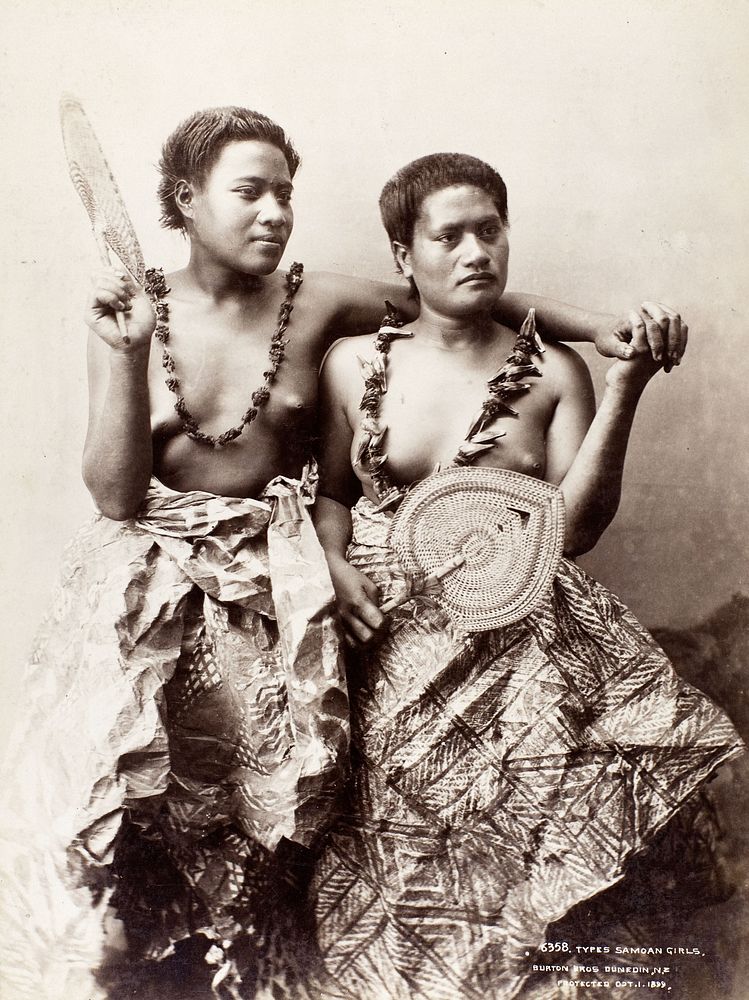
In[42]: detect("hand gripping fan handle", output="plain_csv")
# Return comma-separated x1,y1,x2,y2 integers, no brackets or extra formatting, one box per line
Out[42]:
379,552,465,615
94,229,130,346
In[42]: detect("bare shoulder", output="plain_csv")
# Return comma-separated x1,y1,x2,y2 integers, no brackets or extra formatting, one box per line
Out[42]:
536,340,594,400
286,271,359,340
321,332,379,377
319,333,379,412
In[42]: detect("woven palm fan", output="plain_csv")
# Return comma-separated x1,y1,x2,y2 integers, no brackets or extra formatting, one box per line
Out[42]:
60,94,146,342
383,466,565,631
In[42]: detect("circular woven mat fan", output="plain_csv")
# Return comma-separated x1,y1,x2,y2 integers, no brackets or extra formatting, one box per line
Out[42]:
389,466,565,631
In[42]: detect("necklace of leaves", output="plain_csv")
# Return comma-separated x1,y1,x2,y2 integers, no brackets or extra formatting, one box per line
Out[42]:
357,304,544,511
144,262,304,448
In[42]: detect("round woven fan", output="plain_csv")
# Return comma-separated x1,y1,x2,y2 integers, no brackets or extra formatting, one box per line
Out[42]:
388,466,565,631
59,94,146,287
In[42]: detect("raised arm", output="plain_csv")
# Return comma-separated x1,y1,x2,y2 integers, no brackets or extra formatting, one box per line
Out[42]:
313,340,386,645
545,347,664,557
314,272,687,365
82,270,155,520
496,296,687,368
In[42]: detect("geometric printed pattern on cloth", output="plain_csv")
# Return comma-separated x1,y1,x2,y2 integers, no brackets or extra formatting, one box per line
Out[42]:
312,497,743,1000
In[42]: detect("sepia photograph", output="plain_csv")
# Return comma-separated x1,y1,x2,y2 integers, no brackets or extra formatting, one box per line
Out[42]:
1,2,747,997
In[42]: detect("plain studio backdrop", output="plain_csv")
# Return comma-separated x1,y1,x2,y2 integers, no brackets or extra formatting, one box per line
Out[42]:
1,2,747,718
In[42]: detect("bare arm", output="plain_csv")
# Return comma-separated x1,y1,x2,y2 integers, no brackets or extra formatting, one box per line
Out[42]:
498,296,687,368
82,270,155,520
546,349,663,557
313,341,386,645
316,272,687,364
495,293,606,343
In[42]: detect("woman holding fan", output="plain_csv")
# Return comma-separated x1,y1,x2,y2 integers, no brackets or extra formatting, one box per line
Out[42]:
1,106,688,999
310,152,741,1000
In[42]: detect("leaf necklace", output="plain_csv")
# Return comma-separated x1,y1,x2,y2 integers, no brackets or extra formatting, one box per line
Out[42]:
144,262,304,448
357,305,544,510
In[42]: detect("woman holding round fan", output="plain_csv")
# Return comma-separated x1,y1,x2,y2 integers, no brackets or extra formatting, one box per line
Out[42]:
310,153,742,1000
0,104,694,1000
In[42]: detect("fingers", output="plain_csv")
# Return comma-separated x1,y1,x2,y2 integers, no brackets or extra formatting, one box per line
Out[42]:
342,596,386,646
337,571,387,647
90,268,134,313
85,267,154,351
92,286,132,314
640,309,666,365
641,301,688,369
627,309,649,356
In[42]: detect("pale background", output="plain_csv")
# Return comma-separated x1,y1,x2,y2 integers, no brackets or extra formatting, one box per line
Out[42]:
1,1,748,995
1,2,747,705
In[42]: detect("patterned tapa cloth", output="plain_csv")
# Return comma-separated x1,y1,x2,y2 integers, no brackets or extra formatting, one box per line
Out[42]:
0,476,348,1000
312,498,743,1000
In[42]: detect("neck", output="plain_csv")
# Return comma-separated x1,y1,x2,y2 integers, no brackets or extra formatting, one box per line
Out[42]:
414,305,495,351
185,245,267,301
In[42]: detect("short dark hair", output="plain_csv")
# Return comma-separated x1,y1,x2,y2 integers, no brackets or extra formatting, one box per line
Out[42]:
157,106,301,231
379,152,508,251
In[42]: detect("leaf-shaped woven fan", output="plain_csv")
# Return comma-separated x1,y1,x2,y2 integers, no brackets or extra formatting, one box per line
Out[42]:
60,94,145,285
386,466,565,631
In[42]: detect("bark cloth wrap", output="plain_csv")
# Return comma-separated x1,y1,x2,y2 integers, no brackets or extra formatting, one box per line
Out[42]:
312,496,743,1000
0,474,348,999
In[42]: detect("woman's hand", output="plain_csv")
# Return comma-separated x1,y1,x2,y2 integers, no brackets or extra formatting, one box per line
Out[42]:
604,351,665,396
605,303,688,394
85,268,155,352
327,554,387,647
595,302,688,371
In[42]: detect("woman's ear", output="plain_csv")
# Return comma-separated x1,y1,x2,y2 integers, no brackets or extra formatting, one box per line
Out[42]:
392,241,412,278
174,179,195,223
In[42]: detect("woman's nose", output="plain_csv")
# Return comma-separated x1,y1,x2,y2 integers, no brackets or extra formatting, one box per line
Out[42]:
256,193,286,226
461,234,490,266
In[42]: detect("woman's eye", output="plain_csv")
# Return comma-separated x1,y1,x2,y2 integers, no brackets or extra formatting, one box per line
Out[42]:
276,191,293,205
437,234,456,244
237,188,259,199
481,226,500,238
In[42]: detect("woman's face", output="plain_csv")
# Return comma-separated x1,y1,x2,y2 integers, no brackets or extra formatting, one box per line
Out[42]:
397,184,509,320
185,139,294,276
